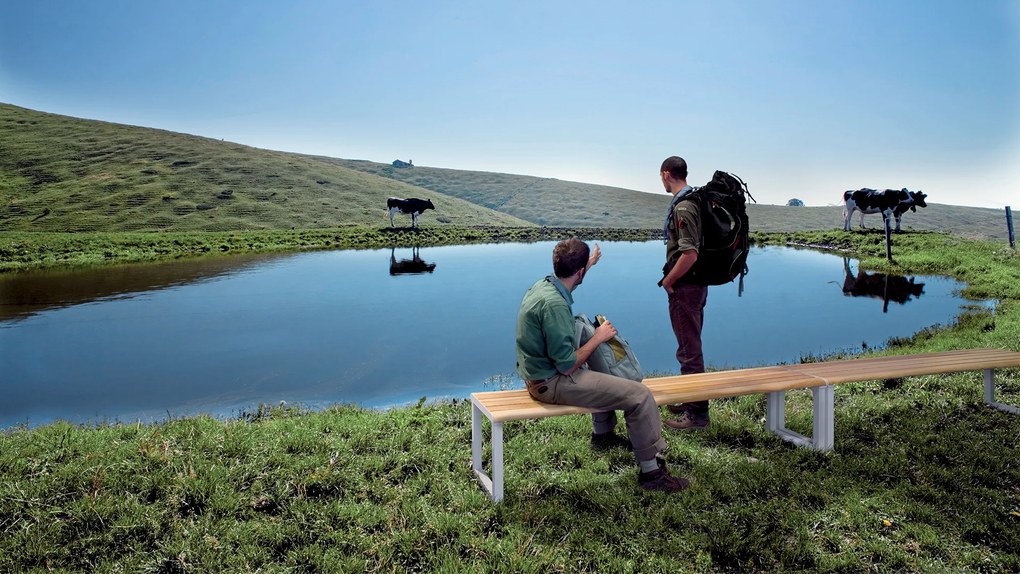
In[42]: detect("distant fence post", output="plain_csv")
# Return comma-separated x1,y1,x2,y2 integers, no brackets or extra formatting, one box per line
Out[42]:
884,215,893,261
1007,206,1015,249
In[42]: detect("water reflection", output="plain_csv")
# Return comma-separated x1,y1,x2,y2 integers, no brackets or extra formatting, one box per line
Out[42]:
389,246,436,276
839,257,925,313
0,252,286,323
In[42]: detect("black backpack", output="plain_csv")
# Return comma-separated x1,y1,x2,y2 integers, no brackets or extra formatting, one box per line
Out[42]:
677,171,755,287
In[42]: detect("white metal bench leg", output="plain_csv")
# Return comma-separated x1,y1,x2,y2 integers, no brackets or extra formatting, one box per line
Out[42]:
766,390,785,434
766,385,835,451
811,384,835,450
471,402,505,502
984,368,1019,414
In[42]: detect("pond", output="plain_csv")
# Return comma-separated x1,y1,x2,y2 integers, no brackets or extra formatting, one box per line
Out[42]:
0,242,991,428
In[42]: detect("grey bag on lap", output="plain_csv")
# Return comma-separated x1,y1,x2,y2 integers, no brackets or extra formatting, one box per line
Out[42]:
574,314,643,382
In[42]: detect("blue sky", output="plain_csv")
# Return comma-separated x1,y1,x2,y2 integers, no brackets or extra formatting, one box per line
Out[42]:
1,0,1017,208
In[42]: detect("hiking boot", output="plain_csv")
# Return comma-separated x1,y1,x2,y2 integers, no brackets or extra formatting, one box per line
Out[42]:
666,403,689,415
591,432,632,451
665,411,709,431
638,466,689,492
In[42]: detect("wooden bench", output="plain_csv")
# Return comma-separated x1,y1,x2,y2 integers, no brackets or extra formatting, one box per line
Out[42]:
470,348,1020,502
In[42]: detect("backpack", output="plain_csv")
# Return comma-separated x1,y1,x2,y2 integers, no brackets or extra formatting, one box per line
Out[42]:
574,314,643,382
673,170,755,287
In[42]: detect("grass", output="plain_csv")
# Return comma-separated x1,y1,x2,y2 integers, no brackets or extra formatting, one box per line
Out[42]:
2,102,1011,239
2,230,1018,572
317,157,670,229
0,103,530,232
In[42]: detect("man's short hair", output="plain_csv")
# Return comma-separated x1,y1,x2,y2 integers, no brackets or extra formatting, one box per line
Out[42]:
553,238,589,278
661,156,688,180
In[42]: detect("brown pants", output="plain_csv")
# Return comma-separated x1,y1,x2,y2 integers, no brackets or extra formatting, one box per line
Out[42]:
526,369,668,461
668,282,709,415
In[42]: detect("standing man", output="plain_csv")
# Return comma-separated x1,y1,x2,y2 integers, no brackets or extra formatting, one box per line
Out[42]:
659,156,710,430
516,237,688,492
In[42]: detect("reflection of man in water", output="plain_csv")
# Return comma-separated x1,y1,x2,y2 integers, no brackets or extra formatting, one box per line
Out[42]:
389,247,436,275
515,237,688,493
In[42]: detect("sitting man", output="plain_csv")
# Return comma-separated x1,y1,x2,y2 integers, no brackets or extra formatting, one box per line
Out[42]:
515,237,688,493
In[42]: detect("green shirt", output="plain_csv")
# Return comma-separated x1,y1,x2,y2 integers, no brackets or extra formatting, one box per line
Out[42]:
665,195,701,266
515,276,576,381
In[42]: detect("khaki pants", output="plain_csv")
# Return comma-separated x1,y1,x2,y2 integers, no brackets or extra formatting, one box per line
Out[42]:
526,369,667,461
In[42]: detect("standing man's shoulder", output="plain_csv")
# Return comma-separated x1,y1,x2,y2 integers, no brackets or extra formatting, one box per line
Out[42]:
679,187,702,207
674,193,701,222
675,196,700,211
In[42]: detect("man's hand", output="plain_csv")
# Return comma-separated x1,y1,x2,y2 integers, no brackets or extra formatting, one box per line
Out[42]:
593,319,618,345
566,316,618,376
662,249,697,294
586,242,602,271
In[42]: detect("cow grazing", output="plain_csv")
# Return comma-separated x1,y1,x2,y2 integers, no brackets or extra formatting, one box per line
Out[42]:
842,188,926,232
387,197,434,228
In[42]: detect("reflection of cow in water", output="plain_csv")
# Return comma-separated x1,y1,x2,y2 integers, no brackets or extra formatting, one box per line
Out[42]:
389,247,436,275
841,258,924,313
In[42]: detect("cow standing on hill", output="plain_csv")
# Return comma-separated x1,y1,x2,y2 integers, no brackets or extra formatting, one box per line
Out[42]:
843,188,927,232
387,197,435,228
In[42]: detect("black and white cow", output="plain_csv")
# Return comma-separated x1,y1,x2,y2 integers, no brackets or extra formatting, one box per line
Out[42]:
387,197,435,228
842,188,927,232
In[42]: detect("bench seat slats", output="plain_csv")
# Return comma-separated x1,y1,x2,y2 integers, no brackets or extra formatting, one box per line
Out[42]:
473,349,1020,423
779,349,1020,384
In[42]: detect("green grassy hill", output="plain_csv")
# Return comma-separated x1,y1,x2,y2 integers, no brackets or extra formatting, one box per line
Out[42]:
326,158,1013,240
0,104,530,232
314,157,667,228
1,103,1011,240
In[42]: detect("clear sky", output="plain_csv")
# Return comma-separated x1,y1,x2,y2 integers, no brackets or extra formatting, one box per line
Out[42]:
1,0,1017,208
